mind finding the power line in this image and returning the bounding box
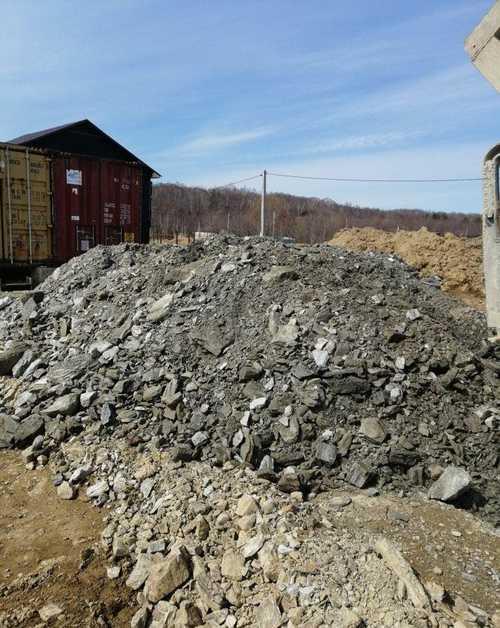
[267,171,484,183]
[214,174,261,189]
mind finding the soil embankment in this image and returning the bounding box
[330,227,484,309]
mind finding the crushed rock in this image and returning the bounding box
[0,234,499,626]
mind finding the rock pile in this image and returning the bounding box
[45,443,500,627]
[0,235,498,518]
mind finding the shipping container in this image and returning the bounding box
[51,155,143,261]
[0,143,53,265]
[1,119,159,287]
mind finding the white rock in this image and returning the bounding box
[86,480,109,498]
[428,466,472,502]
[242,533,265,559]
[312,349,329,368]
[57,481,76,500]
[38,603,63,622]
[107,565,121,579]
[250,397,267,410]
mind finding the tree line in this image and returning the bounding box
[151,182,481,243]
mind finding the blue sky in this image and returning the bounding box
[1,0,498,212]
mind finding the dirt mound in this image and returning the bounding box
[330,227,484,309]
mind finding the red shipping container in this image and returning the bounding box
[52,155,143,261]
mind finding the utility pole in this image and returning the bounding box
[227,212,230,233]
[272,211,276,239]
[260,169,267,237]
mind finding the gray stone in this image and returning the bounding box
[277,467,301,493]
[191,431,209,447]
[112,534,131,559]
[330,376,370,396]
[239,363,263,382]
[263,265,298,284]
[106,565,121,579]
[191,325,234,357]
[250,396,268,410]
[375,537,430,610]
[316,441,337,465]
[12,350,36,378]
[100,402,115,425]
[270,316,299,346]
[275,416,300,443]
[88,340,113,358]
[257,455,275,478]
[69,466,92,485]
[141,477,155,498]
[428,466,472,502]
[0,342,28,375]
[360,417,386,444]
[0,296,12,311]
[148,292,175,322]
[346,462,372,488]
[14,415,44,446]
[48,354,91,383]
[43,393,80,417]
[236,495,259,517]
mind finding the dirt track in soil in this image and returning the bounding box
[329,227,484,310]
[0,452,134,628]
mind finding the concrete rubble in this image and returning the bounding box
[0,234,499,626]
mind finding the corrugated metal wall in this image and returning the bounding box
[51,156,143,261]
[0,144,53,264]
[1,142,150,275]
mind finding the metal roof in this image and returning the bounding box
[8,118,160,177]
[8,121,80,145]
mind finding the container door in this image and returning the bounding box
[100,161,142,245]
[0,146,52,263]
[52,156,100,261]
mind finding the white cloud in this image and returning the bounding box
[303,130,424,155]
[175,127,275,155]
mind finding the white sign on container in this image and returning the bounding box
[66,169,82,185]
